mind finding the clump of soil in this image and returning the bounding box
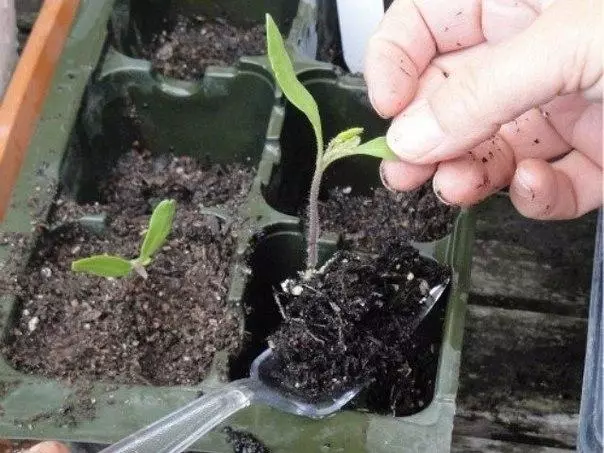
[2,149,255,386]
[319,182,459,252]
[224,427,271,453]
[266,242,449,415]
[145,15,266,80]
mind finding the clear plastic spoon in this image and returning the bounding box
[100,279,449,453]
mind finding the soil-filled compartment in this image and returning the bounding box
[238,227,451,417]
[1,144,257,386]
[110,0,300,77]
[0,61,271,386]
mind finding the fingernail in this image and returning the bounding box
[379,161,397,193]
[369,90,389,119]
[387,99,445,160]
[432,180,455,206]
[513,168,535,200]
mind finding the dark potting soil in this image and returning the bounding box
[2,149,255,386]
[145,15,266,80]
[319,182,459,253]
[267,242,450,415]
[224,427,271,453]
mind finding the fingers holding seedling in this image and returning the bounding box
[71,199,177,279]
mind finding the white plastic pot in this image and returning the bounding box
[335,0,383,73]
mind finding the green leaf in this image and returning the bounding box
[140,199,176,261]
[266,14,323,155]
[71,255,133,278]
[325,127,364,158]
[355,136,398,160]
[330,127,364,146]
[321,136,399,171]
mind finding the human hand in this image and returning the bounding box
[25,441,70,453]
[365,0,602,219]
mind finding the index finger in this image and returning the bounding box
[364,0,485,118]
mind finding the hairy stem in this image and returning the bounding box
[306,157,324,271]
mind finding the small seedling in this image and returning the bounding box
[265,14,398,272]
[71,199,177,279]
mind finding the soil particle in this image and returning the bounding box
[145,15,266,80]
[267,242,450,415]
[2,150,255,386]
[224,427,271,453]
[319,183,459,253]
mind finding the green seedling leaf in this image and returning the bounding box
[325,127,364,161]
[71,255,133,278]
[330,127,364,146]
[266,14,323,153]
[321,136,399,171]
[140,199,176,261]
[354,136,399,160]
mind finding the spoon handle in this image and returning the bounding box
[100,378,255,453]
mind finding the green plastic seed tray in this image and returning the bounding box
[0,1,475,452]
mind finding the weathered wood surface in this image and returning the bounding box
[453,195,595,451]
[454,305,586,448]
[452,435,573,452]
[473,196,597,260]
[471,239,592,317]
[471,196,597,317]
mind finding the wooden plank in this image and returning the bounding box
[470,239,591,317]
[470,195,596,316]
[474,195,597,261]
[455,305,587,448]
[454,411,579,449]
[452,435,573,452]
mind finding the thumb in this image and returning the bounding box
[386,0,602,164]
